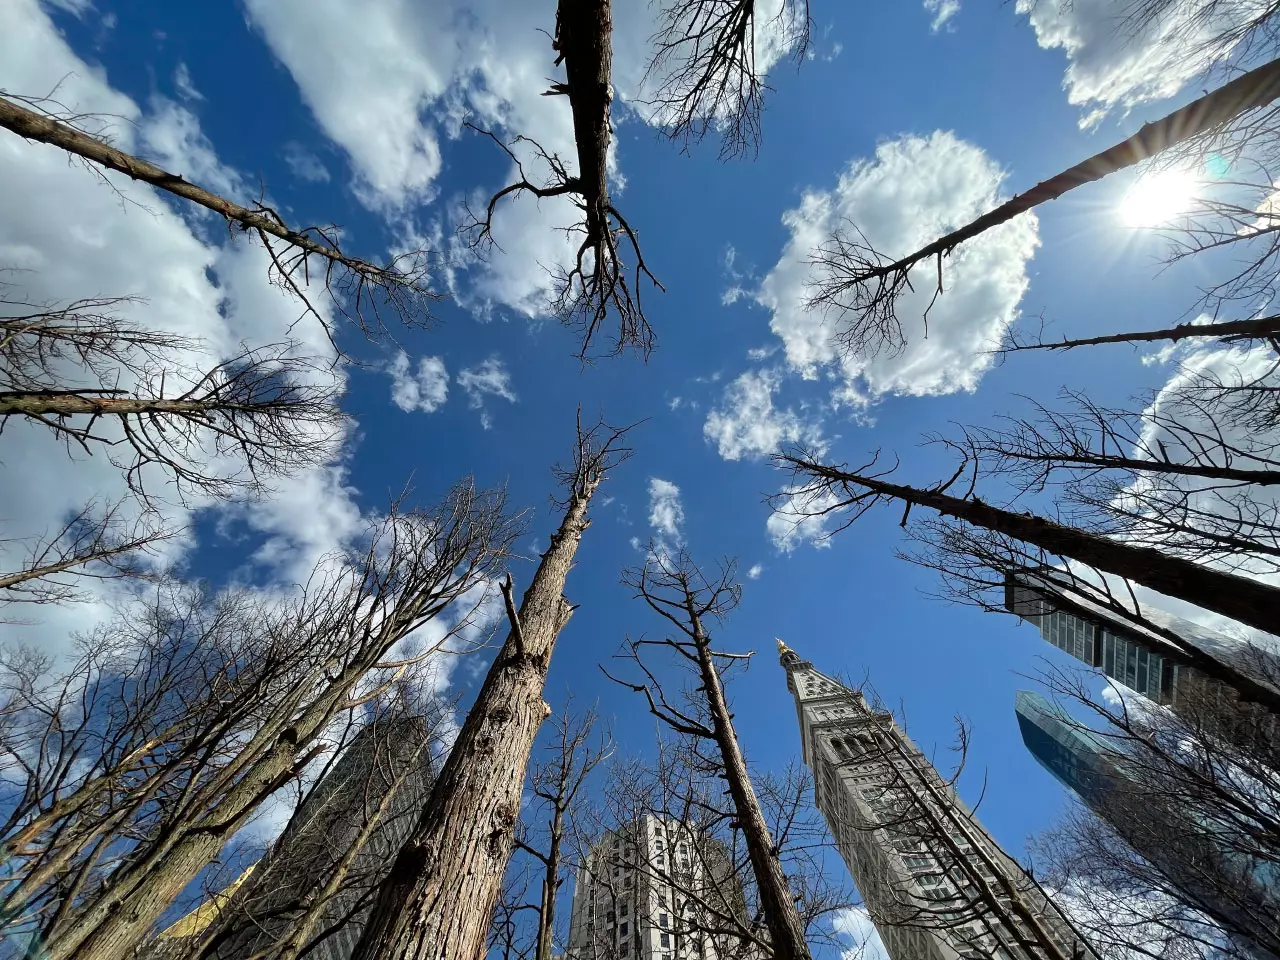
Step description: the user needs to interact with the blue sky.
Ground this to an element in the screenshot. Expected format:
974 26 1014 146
0 0 1261 953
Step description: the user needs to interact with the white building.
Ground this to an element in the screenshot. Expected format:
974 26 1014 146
565 814 753 960
779 640 1095 960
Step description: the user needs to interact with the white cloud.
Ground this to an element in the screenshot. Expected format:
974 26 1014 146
758 131 1038 403
173 62 203 102
831 906 890 960
704 369 824 461
767 484 842 553
388 351 449 413
647 478 685 551
747 563 763 580
457 356 516 428
282 141 331 183
924 0 960 32
458 356 516 405
1015 0 1266 124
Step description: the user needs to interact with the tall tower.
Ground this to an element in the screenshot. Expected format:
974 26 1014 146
565 814 752 960
779 640 1094 960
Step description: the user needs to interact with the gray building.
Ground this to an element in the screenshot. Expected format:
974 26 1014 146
781 640 1094 960
565 814 754 960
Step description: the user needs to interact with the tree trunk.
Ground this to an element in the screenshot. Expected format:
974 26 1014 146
0 393 231 418
534 808 563 960
350 484 598 960
0 96 380 280
853 56 1280 285
790 460 1280 708
1004 314 1280 353
693 623 812 960
556 0 612 220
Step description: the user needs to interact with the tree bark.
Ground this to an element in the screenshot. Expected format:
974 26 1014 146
0 393 237 418
350 484 598 960
786 458 1280 708
555 0 612 228
692 621 813 960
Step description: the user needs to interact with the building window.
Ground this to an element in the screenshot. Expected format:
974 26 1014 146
661 933 671 947
621 902 629 917
660 913 669 928
620 922 628 937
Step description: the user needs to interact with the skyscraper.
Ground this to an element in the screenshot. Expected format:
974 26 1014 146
565 814 753 960
1015 689 1280 960
780 640 1094 960
1004 568 1190 704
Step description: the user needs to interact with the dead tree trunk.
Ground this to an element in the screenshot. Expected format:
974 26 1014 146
610 551 814 960
349 420 631 960
779 453 1280 708
692 609 813 960
0 95 437 336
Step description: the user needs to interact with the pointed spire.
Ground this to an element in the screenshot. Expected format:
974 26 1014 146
777 637 810 671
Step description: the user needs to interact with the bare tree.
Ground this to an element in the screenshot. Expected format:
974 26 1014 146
774 449 1280 698
0 498 172 608
465 0 663 361
1 481 518 960
349 416 633 960
603 548 819 960
644 0 811 158
805 57 1280 359
0 95 439 340
1026 667 1280 959
511 701 614 960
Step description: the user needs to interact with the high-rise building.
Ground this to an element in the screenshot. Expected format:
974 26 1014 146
1015 689 1280 960
203 714 436 960
1004 568 1193 705
565 814 753 960
780 640 1094 960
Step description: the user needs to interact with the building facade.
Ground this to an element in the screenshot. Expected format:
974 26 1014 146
780 640 1094 960
1015 689 1280 960
205 714 436 960
565 814 752 960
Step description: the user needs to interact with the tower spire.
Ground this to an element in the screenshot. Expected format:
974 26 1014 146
776 637 811 671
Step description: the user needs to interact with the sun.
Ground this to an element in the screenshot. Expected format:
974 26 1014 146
1118 169 1198 228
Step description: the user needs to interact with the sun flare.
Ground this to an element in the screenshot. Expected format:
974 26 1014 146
1118 170 1198 228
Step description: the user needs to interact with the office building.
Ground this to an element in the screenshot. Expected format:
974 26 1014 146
565 814 752 960
781 639 1094 960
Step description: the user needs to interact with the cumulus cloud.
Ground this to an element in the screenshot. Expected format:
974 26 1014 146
1015 0 1266 123
831 906 890 960
747 563 764 579
240 0 805 320
767 484 843 553
704 369 824 461
388 351 449 413
758 131 1038 405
